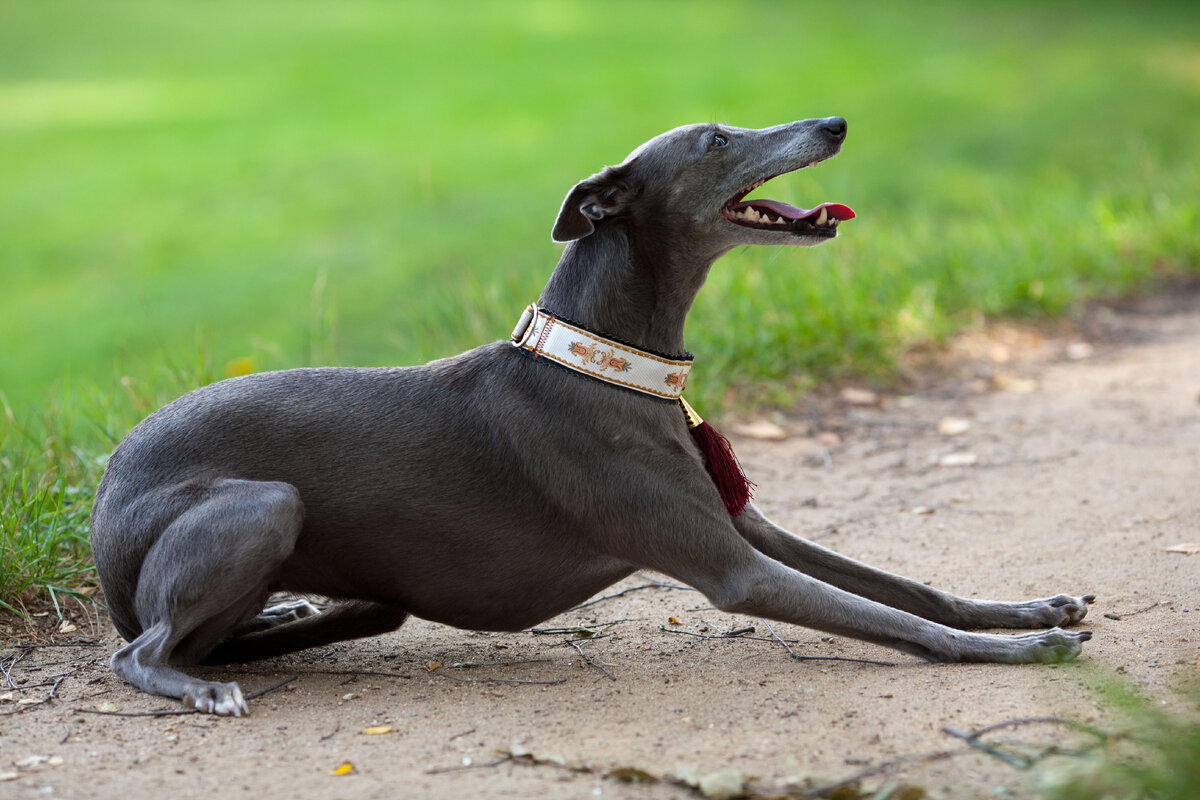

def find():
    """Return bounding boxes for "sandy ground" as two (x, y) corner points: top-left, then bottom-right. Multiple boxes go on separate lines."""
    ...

(2, 287), (1198, 800)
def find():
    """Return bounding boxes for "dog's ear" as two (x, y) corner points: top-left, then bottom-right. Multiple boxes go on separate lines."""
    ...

(551, 166), (637, 243)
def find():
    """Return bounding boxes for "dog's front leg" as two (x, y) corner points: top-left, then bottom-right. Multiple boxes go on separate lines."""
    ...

(732, 504), (1094, 630)
(632, 513), (1089, 664)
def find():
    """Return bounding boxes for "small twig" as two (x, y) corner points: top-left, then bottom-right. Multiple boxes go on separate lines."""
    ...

(530, 626), (599, 636)
(803, 748), (961, 797)
(74, 706), (196, 719)
(763, 619), (802, 658)
(319, 722), (341, 742)
(425, 755), (514, 775)
(1103, 600), (1168, 621)
(699, 617), (756, 637)
(761, 619), (897, 667)
(9, 657), (100, 690)
(230, 667), (412, 680)
(530, 618), (636, 636)
(943, 726), (1034, 769)
(0, 676), (65, 716)
(1, 647), (35, 689)
(659, 625), (753, 640)
(430, 672), (566, 687)
(569, 582), (694, 612)
(244, 674), (298, 700)
(448, 727), (476, 742)
(59, 725), (71, 745)
(942, 717), (1105, 772)
(568, 640), (616, 681)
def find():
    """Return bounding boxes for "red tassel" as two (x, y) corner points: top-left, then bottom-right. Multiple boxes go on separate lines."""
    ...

(688, 418), (755, 517)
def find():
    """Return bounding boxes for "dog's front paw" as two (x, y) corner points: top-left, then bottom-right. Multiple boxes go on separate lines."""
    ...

(183, 681), (248, 716)
(1019, 627), (1092, 664)
(1008, 594), (1095, 628)
(1037, 594), (1095, 627)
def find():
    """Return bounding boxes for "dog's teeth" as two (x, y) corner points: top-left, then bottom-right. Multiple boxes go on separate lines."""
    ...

(816, 207), (828, 226)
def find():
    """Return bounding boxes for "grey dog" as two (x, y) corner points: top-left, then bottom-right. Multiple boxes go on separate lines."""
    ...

(91, 118), (1093, 716)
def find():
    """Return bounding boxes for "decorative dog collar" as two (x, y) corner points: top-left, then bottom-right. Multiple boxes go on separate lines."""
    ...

(510, 304), (692, 400)
(511, 303), (754, 516)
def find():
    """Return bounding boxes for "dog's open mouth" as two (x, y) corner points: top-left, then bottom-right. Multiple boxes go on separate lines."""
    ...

(721, 177), (855, 237)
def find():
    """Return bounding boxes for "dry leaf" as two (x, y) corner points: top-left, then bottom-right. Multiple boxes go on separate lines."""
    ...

(0, 772), (19, 782)
(939, 452), (978, 467)
(1164, 543), (1200, 554)
(911, 506), (936, 516)
(994, 374), (1038, 394)
(1152, 512), (1177, 522)
(361, 726), (393, 735)
(840, 387), (879, 406)
(58, 621), (77, 633)
(327, 761), (355, 776)
(937, 417), (971, 436)
(668, 617), (681, 625)
(17, 698), (39, 706)
(96, 702), (119, 713)
(609, 766), (658, 783)
(425, 660), (442, 671)
(0, 691), (14, 703)
(730, 420), (788, 441)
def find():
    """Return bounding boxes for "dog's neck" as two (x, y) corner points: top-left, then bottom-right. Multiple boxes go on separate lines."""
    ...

(538, 223), (719, 357)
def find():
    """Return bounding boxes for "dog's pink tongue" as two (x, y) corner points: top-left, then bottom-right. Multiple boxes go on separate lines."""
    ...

(814, 203), (855, 221)
(747, 200), (855, 221)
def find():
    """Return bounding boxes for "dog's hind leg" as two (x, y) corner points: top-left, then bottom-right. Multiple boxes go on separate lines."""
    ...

(109, 478), (305, 715)
(204, 600), (410, 664)
(733, 505), (1094, 630)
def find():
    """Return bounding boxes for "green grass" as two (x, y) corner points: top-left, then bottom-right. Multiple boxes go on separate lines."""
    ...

(1036, 680), (1200, 800)
(1, 0), (1199, 611)
(1, 395), (101, 616)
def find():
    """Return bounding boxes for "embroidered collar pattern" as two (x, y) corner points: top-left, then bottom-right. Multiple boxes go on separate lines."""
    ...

(510, 304), (692, 400)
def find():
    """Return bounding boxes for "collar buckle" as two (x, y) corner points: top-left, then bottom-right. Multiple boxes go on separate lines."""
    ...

(510, 303), (539, 348)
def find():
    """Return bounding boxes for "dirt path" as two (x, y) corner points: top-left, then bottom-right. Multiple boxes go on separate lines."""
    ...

(3, 289), (1198, 799)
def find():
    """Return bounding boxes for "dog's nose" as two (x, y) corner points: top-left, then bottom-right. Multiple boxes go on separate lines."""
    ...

(820, 117), (847, 143)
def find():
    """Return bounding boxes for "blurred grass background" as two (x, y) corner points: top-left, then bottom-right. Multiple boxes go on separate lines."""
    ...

(2, 0), (1197, 420)
(0, 0), (1198, 609)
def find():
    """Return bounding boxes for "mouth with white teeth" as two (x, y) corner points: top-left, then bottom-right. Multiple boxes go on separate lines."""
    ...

(721, 172), (855, 237)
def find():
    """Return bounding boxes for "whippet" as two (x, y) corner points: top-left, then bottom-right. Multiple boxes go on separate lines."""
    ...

(91, 117), (1093, 715)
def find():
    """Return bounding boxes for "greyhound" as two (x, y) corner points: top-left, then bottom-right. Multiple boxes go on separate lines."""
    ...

(91, 117), (1093, 716)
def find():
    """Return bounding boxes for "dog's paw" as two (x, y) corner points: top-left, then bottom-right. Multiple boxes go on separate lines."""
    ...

(258, 598), (322, 626)
(1027, 594), (1094, 623)
(1011, 594), (1095, 628)
(183, 681), (248, 716)
(1024, 628), (1092, 664)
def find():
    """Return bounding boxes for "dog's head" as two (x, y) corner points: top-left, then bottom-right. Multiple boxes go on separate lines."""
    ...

(552, 118), (854, 251)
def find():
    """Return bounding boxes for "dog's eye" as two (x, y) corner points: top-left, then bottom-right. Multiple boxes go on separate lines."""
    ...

(710, 132), (729, 148)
